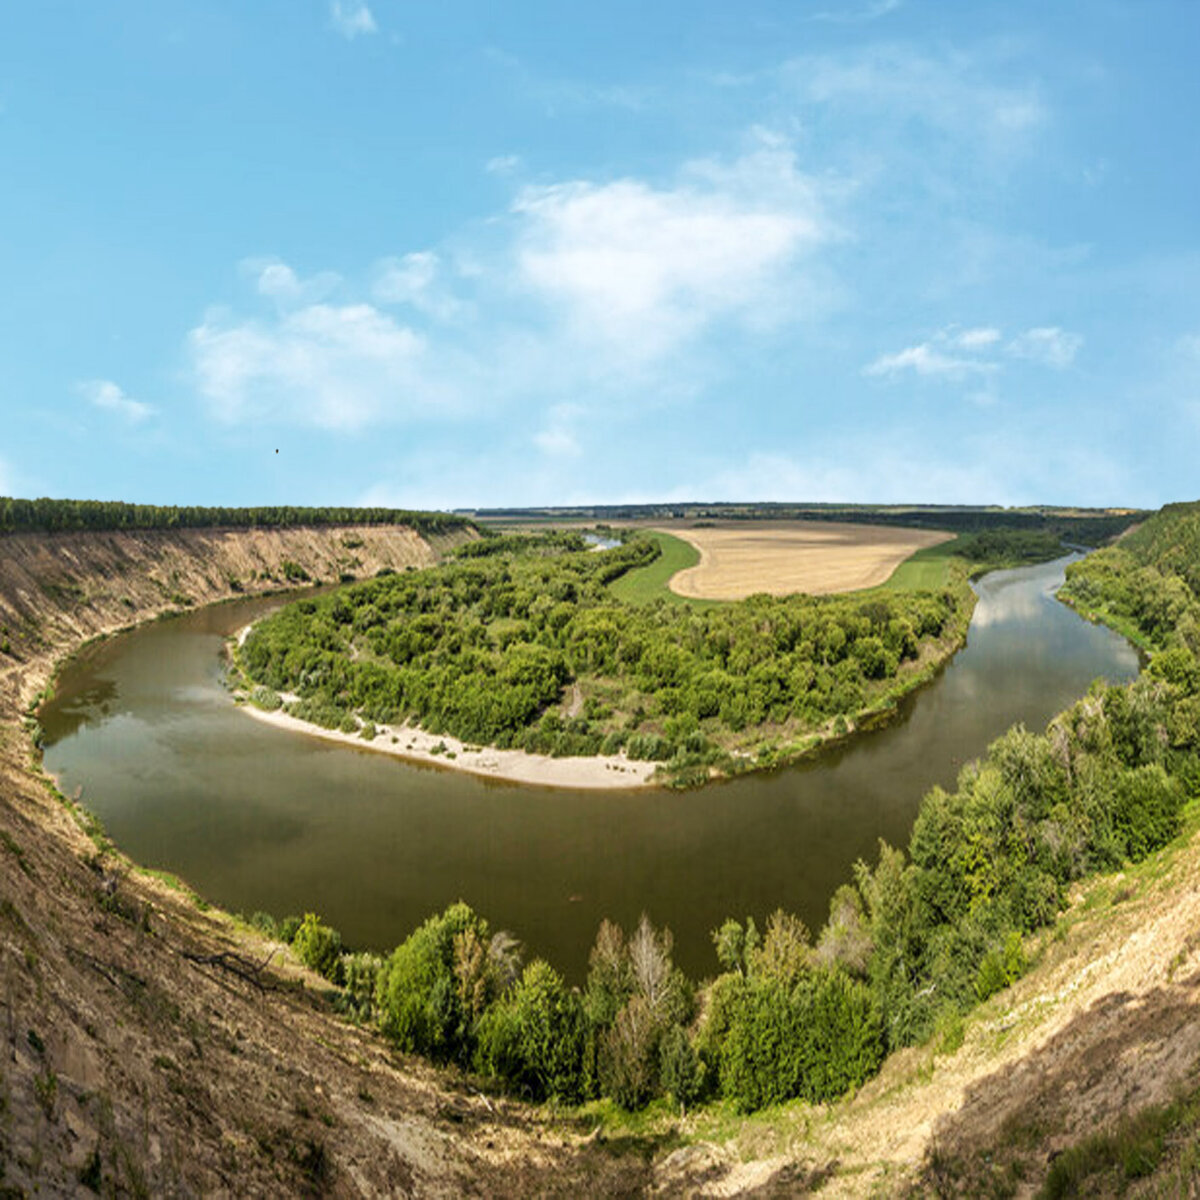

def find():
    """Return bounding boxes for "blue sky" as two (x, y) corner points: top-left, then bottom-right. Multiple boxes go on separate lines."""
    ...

(2, 1), (1198, 510)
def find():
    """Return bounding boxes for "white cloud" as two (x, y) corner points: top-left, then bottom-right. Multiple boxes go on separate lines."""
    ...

(240, 258), (340, 306)
(512, 140), (827, 363)
(1007, 326), (1082, 368)
(868, 323), (1081, 381)
(952, 326), (1002, 349)
(330, 0), (376, 39)
(485, 154), (522, 176)
(189, 135), (840, 438)
(189, 303), (446, 431)
(865, 342), (996, 381)
(533, 403), (584, 459)
(371, 252), (461, 319)
(80, 379), (155, 423)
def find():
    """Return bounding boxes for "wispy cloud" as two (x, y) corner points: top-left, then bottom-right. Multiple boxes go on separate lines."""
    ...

(330, 0), (376, 39)
(953, 326), (1002, 349)
(485, 154), (522, 176)
(783, 43), (1047, 164)
(1007, 326), (1082, 368)
(189, 136), (838, 436)
(371, 252), (462, 319)
(80, 379), (155, 423)
(868, 324), (1082, 381)
(865, 341), (996, 381)
(189, 302), (448, 431)
(241, 258), (341, 306)
(533, 403), (584, 459)
(808, 0), (903, 25)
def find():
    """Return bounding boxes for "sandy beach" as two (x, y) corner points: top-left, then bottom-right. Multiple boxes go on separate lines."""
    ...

(234, 671), (658, 790)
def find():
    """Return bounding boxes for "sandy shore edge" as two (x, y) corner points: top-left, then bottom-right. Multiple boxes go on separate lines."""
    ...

(232, 626), (656, 790)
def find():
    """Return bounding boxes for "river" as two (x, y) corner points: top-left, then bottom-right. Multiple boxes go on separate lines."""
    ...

(41, 554), (1138, 981)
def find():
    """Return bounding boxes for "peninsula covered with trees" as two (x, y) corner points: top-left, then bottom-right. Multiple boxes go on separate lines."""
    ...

(237, 528), (981, 784)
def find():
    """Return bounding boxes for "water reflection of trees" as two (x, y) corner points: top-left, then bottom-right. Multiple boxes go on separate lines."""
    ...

(44, 678), (119, 741)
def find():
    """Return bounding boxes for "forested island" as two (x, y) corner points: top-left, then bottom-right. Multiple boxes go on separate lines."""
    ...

(236, 501), (1200, 1122)
(235, 527), (1067, 786)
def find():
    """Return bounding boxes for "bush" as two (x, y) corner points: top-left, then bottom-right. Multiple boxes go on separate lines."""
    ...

(292, 913), (343, 983)
(249, 685), (282, 711)
(659, 1024), (701, 1113)
(475, 960), (585, 1102)
(337, 952), (384, 1022)
(720, 967), (882, 1112)
(376, 903), (488, 1063)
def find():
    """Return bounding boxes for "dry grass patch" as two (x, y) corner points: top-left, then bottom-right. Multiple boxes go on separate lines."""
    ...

(660, 521), (954, 600)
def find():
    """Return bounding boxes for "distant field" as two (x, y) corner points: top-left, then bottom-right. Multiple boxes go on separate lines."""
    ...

(661, 521), (955, 600)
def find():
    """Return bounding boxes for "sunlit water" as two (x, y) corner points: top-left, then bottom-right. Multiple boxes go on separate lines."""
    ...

(42, 555), (1138, 981)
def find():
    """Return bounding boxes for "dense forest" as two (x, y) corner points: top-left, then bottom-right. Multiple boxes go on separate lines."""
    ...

(0, 496), (474, 538)
(238, 530), (973, 784)
(243, 503), (1200, 1117)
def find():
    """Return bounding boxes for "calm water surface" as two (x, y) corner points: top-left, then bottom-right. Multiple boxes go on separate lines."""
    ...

(42, 556), (1138, 981)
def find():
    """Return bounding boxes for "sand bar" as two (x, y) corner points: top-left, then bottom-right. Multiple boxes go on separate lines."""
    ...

(232, 641), (657, 790)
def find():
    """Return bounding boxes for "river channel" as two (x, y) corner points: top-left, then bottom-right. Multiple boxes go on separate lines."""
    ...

(41, 555), (1139, 981)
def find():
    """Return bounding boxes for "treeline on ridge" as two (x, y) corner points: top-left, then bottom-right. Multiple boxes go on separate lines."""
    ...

(238, 530), (970, 781)
(0, 496), (474, 539)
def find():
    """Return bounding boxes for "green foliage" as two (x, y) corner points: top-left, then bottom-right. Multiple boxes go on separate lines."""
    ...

(951, 528), (1065, 568)
(719, 967), (883, 1113)
(975, 931), (1027, 1001)
(375, 902), (491, 1064)
(249, 685), (282, 711)
(292, 913), (343, 983)
(659, 1024), (701, 1113)
(712, 917), (759, 976)
(0, 496), (474, 538)
(336, 952), (384, 1022)
(241, 530), (970, 781)
(474, 960), (585, 1102)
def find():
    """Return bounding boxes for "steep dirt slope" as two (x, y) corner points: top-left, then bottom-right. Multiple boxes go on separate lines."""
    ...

(0, 525), (659, 1196)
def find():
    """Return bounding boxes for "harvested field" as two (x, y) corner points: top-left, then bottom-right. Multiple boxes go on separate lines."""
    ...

(660, 520), (955, 599)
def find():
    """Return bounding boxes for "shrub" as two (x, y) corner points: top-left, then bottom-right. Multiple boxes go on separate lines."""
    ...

(376, 902), (488, 1063)
(659, 1024), (701, 1113)
(292, 913), (343, 983)
(249, 685), (282, 712)
(475, 960), (585, 1102)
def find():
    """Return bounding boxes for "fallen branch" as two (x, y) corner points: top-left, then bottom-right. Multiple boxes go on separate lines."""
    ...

(180, 947), (278, 992)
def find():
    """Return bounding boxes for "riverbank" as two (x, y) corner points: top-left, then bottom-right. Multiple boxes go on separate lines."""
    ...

(235, 683), (658, 789)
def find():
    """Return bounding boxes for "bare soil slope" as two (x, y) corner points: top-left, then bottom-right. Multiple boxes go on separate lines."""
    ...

(661, 521), (953, 599)
(0, 525), (660, 1196)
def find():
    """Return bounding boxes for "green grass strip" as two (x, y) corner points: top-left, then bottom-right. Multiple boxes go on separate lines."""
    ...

(608, 530), (712, 606)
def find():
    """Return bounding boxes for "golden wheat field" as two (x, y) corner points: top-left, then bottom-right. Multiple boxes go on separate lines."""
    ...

(660, 520), (954, 599)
